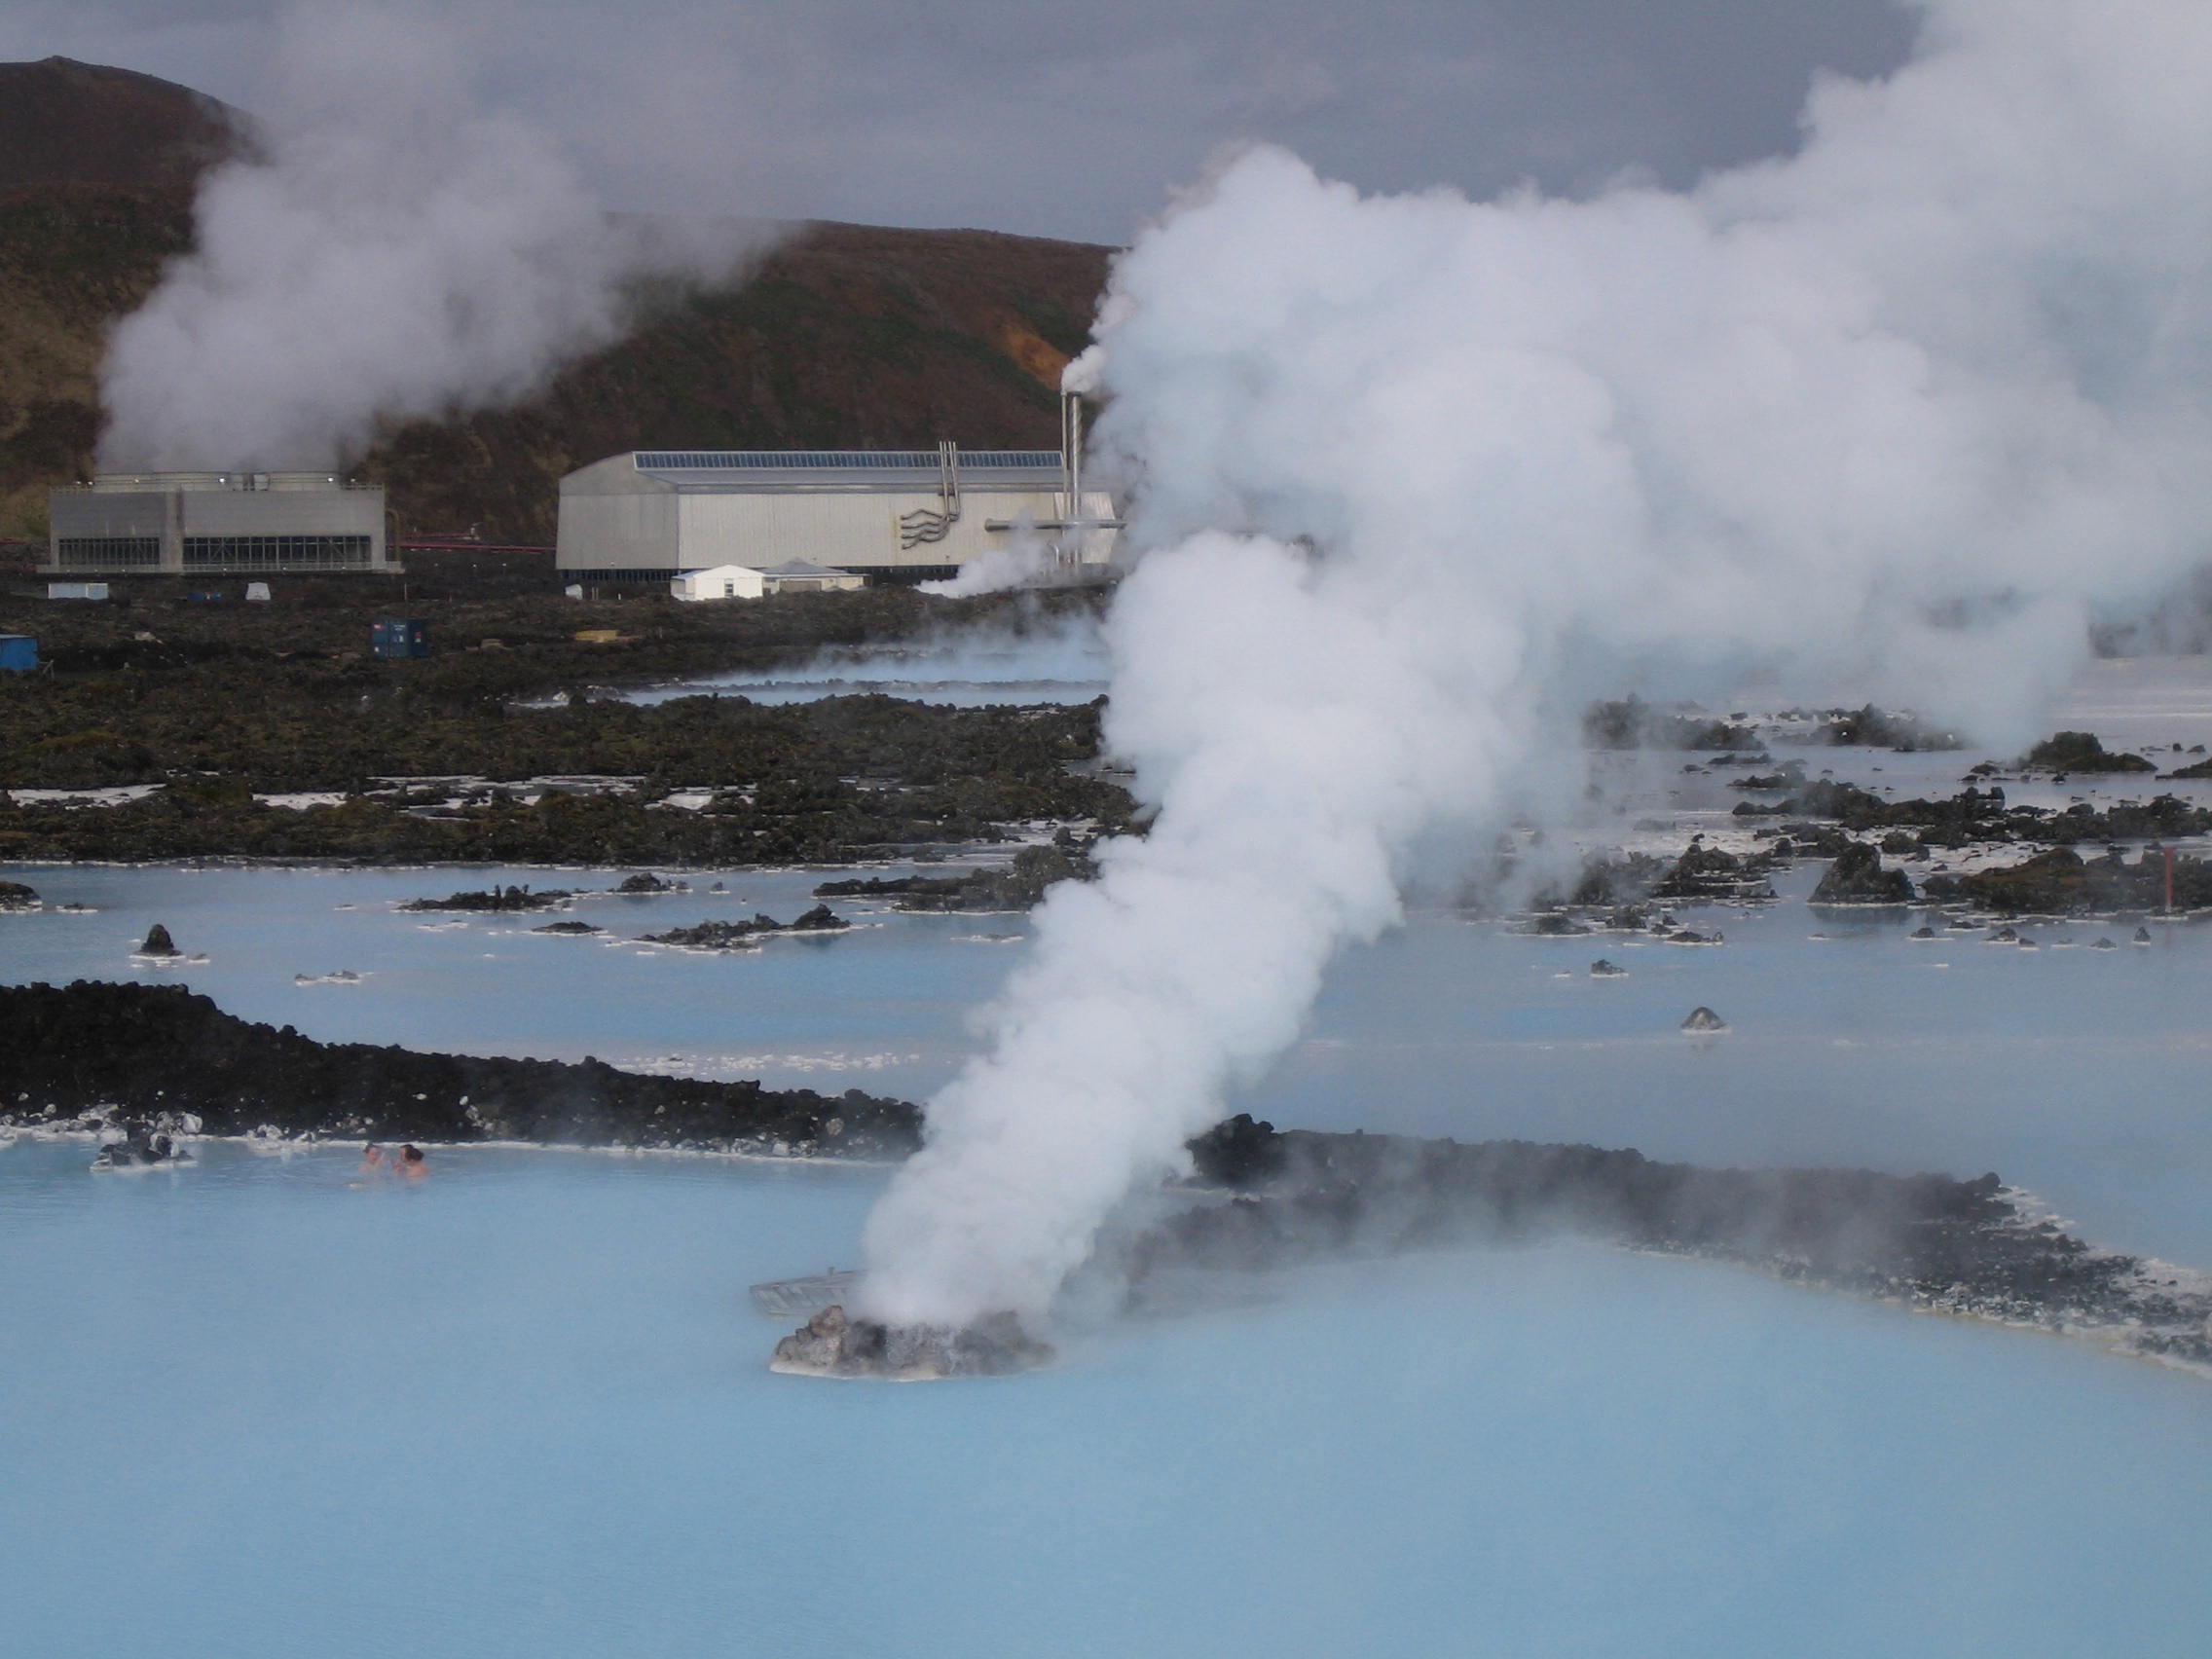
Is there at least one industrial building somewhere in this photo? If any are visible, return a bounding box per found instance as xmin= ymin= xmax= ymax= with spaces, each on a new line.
xmin=45 ymin=472 xmax=393 ymax=576
xmin=556 ymin=435 xmax=1117 ymax=588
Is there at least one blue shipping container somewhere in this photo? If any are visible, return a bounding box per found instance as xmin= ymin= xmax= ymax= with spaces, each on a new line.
xmin=371 ymin=618 xmax=430 ymax=658
xmin=0 ymin=634 xmax=38 ymax=673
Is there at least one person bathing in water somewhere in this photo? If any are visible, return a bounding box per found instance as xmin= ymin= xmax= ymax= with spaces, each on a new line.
xmin=397 ymin=1144 xmax=427 ymax=1178
xmin=360 ymin=1143 xmax=387 ymax=1172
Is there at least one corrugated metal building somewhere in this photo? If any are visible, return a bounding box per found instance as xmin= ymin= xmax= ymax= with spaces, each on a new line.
xmin=46 ymin=472 xmax=393 ymax=576
xmin=556 ymin=444 xmax=1118 ymax=587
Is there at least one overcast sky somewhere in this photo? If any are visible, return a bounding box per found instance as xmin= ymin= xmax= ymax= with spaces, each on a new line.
xmin=2 ymin=0 xmax=1920 ymax=243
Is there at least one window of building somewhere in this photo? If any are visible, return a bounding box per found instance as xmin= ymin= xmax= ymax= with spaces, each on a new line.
xmin=181 ymin=535 xmax=374 ymax=570
xmin=56 ymin=537 xmax=161 ymax=569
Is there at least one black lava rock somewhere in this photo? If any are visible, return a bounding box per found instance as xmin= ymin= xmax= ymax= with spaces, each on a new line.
xmin=1810 ymin=842 xmax=1914 ymax=905
xmin=0 ymin=980 xmax=921 ymax=1157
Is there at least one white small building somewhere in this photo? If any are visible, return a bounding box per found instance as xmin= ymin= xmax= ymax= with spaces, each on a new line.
xmin=558 ymin=435 xmax=1117 ymax=589
xmin=671 ymin=560 xmax=866 ymax=602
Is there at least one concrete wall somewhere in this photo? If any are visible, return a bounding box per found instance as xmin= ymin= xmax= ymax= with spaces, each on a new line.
xmin=48 ymin=479 xmax=389 ymax=573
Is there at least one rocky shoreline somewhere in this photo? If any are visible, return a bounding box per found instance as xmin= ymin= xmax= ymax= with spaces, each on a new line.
xmin=1159 ymin=1115 xmax=2212 ymax=1375
xmin=0 ymin=980 xmax=921 ymax=1158
xmin=8 ymin=980 xmax=2206 ymax=1379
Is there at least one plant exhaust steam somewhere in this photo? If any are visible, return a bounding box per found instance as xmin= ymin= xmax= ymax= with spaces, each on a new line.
xmin=98 ymin=0 xmax=762 ymax=471
xmin=857 ymin=0 xmax=2212 ymax=1329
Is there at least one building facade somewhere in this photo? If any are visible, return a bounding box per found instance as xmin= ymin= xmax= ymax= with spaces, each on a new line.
xmin=556 ymin=445 xmax=1118 ymax=587
xmin=46 ymin=472 xmax=393 ymax=576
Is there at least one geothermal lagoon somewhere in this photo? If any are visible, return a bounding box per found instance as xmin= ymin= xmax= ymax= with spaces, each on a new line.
xmin=9 ymin=660 xmax=2212 ymax=1654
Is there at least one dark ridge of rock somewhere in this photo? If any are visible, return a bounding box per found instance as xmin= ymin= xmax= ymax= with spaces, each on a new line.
xmin=1679 ymin=1006 xmax=1729 ymax=1032
xmin=1731 ymin=763 xmax=1808 ymax=791
xmin=1150 ymin=1121 xmax=2212 ymax=1372
xmin=1560 ymin=852 xmax=1670 ymax=908
xmin=1924 ymin=845 xmax=2212 ymax=916
xmin=770 ymin=1305 xmax=1052 ymax=1380
xmin=532 ymin=920 xmax=602 ymax=935
xmin=400 ymin=884 xmax=571 ymax=913
xmin=1589 ymin=959 xmax=1627 ymax=977
xmin=2089 ymin=937 xmax=2119 ymax=950
xmin=1520 ymin=912 xmax=1594 ymax=937
xmin=642 ymin=907 xmax=848 ymax=948
xmin=616 ymin=872 xmax=680 ymax=893
xmin=1909 ymin=925 xmax=1939 ymax=940
xmin=134 ymin=922 xmax=179 ymax=957
xmin=0 ymin=879 xmax=38 ymax=910
xmin=1582 ymin=697 xmax=1759 ymax=752
xmin=0 ymin=980 xmax=921 ymax=1157
xmin=1820 ymin=705 xmax=1964 ymax=751
xmin=2024 ymin=731 xmax=2157 ymax=774
xmin=1774 ymin=822 xmax=1853 ymax=856
xmin=2135 ymin=926 xmax=2155 ymax=943
xmin=815 ymin=842 xmax=1093 ymax=913
xmin=1809 ymin=842 xmax=1915 ymax=905
xmin=1649 ymin=842 xmax=1777 ymax=903
xmin=1775 ymin=779 xmax=1892 ymax=823
xmin=92 ymin=1121 xmax=194 ymax=1168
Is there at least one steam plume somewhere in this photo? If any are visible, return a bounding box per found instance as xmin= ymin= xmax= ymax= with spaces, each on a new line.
xmin=859 ymin=0 xmax=2212 ymax=1328
xmin=98 ymin=0 xmax=760 ymax=471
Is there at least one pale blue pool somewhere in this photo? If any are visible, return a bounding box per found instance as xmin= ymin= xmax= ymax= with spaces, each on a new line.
xmin=5 ymin=1138 xmax=2212 ymax=1659
xmin=9 ymin=786 xmax=2212 ymax=1653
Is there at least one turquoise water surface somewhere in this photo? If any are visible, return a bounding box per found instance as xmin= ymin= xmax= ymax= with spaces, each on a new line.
xmin=5 ymin=1138 xmax=2212 ymax=1659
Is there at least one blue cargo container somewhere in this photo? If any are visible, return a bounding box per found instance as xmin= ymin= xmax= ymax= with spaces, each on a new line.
xmin=371 ymin=618 xmax=429 ymax=658
xmin=0 ymin=634 xmax=37 ymax=673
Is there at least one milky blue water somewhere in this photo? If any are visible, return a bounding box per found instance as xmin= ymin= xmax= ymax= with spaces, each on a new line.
xmin=5 ymin=1135 xmax=2212 ymax=1659
xmin=9 ymin=857 xmax=2212 ymax=1262
xmin=11 ymin=657 xmax=2212 ymax=1655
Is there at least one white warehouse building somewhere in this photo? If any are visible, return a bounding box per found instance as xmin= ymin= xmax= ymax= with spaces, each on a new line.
xmin=46 ymin=471 xmax=393 ymax=576
xmin=555 ymin=441 xmax=1118 ymax=588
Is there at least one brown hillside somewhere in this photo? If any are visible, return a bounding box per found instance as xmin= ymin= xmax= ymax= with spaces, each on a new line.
xmin=366 ymin=221 xmax=1111 ymax=541
xmin=0 ymin=181 xmax=199 ymax=538
xmin=0 ymin=60 xmax=1112 ymax=547
xmin=0 ymin=57 xmax=247 ymax=188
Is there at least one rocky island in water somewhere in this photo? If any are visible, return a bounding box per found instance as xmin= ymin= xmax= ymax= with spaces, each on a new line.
xmin=7 ymin=978 xmax=2210 ymax=1382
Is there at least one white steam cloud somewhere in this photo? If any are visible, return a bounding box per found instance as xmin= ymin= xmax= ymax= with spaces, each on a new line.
xmin=859 ymin=0 xmax=2212 ymax=1328
xmin=98 ymin=0 xmax=762 ymax=471
xmin=919 ymin=520 xmax=1059 ymax=598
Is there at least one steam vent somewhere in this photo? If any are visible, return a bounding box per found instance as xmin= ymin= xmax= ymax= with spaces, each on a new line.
xmin=771 ymin=1305 xmax=1053 ymax=1380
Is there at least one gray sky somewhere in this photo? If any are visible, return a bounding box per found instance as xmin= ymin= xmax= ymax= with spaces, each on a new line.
xmin=1 ymin=0 xmax=1919 ymax=243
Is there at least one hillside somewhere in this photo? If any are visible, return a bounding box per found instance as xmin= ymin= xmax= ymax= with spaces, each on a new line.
xmin=0 ymin=58 xmax=1112 ymax=545
xmin=0 ymin=56 xmax=247 ymax=189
